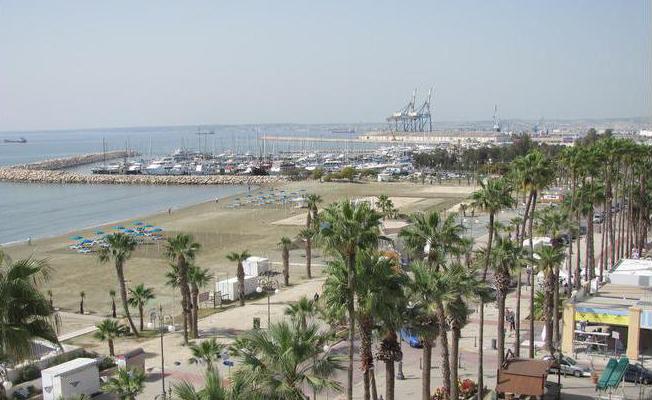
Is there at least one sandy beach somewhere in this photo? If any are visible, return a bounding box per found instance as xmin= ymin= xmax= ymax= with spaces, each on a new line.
xmin=2 ymin=180 xmax=472 ymax=326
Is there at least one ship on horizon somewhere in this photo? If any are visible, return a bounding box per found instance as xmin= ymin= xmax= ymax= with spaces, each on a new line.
xmin=3 ymin=137 xmax=27 ymax=143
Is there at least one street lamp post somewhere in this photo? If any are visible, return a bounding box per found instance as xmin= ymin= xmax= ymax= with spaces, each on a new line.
xmin=256 ymin=274 xmax=279 ymax=329
xmin=158 ymin=305 xmax=166 ymax=399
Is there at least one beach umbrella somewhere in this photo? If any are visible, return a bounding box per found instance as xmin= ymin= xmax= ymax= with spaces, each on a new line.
xmin=80 ymin=239 xmax=93 ymax=244
xmin=70 ymin=235 xmax=84 ymax=240
xmin=95 ymin=230 xmax=104 ymax=235
xmin=144 ymin=224 xmax=153 ymax=228
xmin=123 ymin=229 xmax=135 ymax=233
xmin=113 ymin=225 xmax=125 ymax=230
xmin=149 ymin=228 xmax=162 ymax=233
xmin=133 ymin=221 xmax=144 ymax=226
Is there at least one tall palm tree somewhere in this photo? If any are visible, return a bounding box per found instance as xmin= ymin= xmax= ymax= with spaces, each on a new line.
xmin=79 ymin=291 xmax=86 ymax=315
xmin=94 ymin=319 xmax=128 ymax=356
xmin=101 ymin=368 xmax=145 ymax=400
xmin=513 ymin=149 xmax=554 ymax=359
xmin=298 ymin=228 xmax=316 ymax=279
xmin=188 ymin=338 xmax=225 ymax=371
xmin=226 ymin=250 xmax=251 ymax=307
xmin=284 ymin=296 xmax=318 ymax=331
xmin=98 ymin=233 xmax=140 ymax=336
xmin=399 ymin=210 xmax=465 ymax=396
xmin=127 ymin=284 xmax=155 ymax=332
xmin=407 ymin=261 xmax=453 ymax=400
xmin=188 ymin=265 xmax=212 ymax=337
xmin=304 ymin=194 xmax=322 ymax=279
xmin=376 ymin=194 xmax=397 ymax=219
xmin=470 ymin=177 xmax=514 ymax=394
xmin=318 ymin=200 xmax=382 ymax=400
xmin=534 ymin=246 xmax=566 ymax=352
xmin=0 ymin=257 xmax=59 ymax=363
xmin=322 ymin=252 xmax=407 ymax=400
xmin=230 ymin=320 xmax=343 ymax=400
xmin=484 ymin=236 xmax=525 ymax=366
xmin=166 ymin=233 xmax=201 ymax=343
xmin=109 ymin=289 xmax=117 ymax=318
xmin=278 ymin=236 xmax=292 ymax=286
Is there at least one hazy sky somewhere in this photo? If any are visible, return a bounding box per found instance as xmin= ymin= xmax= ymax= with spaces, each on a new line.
xmin=0 ymin=0 xmax=650 ymax=131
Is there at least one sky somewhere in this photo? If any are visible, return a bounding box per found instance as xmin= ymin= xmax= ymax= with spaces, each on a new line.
xmin=0 ymin=0 xmax=650 ymax=131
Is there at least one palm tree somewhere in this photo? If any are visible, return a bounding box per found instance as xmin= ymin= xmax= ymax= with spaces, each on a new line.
xmin=226 ymin=250 xmax=251 ymax=307
xmin=399 ymin=210 xmax=465 ymax=395
xmin=318 ymin=200 xmax=382 ymax=400
xmin=298 ymin=228 xmax=316 ymax=279
xmin=376 ymin=194 xmax=397 ymax=219
xmin=399 ymin=211 xmax=465 ymax=269
xmin=173 ymin=370 xmax=232 ymax=400
xmin=98 ymin=233 xmax=140 ymax=336
xmin=485 ymin=236 xmax=525 ymax=366
xmin=101 ymin=368 xmax=145 ymax=400
xmin=188 ymin=265 xmax=212 ymax=337
xmin=278 ymin=236 xmax=292 ymax=286
xmin=127 ymin=284 xmax=155 ymax=332
xmin=109 ymin=289 xmax=117 ymax=318
xmin=230 ymin=320 xmax=343 ymax=400
xmin=534 ymin=246 xmax=566 ymax=352
xmin=407 ymin=261 xmax=452 ymax=400
xmin=188 ymin=338 xmax=225 ymax=371
xmin=304 ymin=193 xmax=322 ymax=279
xmin=79 ymin=291 xmax=86 ymax=315
xmin=470 ymin=177 xmax=513 ymax=395
xmin=284 ymin=296 xmax=318 ymax=331
xmin=0 ymin=257 xmax=59 ymax=363
xmin=446 ymin=263 xmax=489 ymax=400
xmin=322 ymin=252 xmax=407 ymax=400
xmin=94 ymin=319 xmax=128 ymax=356
xmin=166 ymin=233 xmax=201 ymax=343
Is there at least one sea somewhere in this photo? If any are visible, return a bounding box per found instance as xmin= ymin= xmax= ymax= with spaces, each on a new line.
xmin=0 ymin=124 xmax=382 ymax=245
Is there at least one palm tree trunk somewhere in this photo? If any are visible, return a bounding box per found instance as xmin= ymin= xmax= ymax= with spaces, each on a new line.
xmin=176 ymin=256 xmax=191 ymax=344
xmin=553 ymin=261 xmax=560 ymax=347
xmin=575 ymin=209 xmax=582 ymax=286
xmin=477 ymin=211 xmax=494 ymax=399
xmin=360 ymin=317 xmax=373 ymax=400
xmin=422 ymin=340 xmax=432 ymax=400
xmin=108 ymin=339 xmax=115 ymax=357
xmin=370 ymin=367 xmax=378 ymax=400
xmin=528 ymin=191 xmax=537 ymax=359
xmin=497 ymin=292 xmax=506 ymax=366
xmin=515 ymin=273 xmax=522 ymax=357
xmin=237 ymin=262 xmax=245 ymax=307
xmin=139 ymin=305 xmax=144 ymax=332
xmin=283 ymin=249 xmax=290 ymax=286
xmin=451 ymin=326 xmax=461 ymax=400
xmin=437 ymin=303 xmax=451 ymax=397
xmin=111 ymin=298 xmax=117 ymax=318
xmin=116 ymin=262 xmax=139 ymax=336
xmin=586 ymin=210 xmax=595 ymax=281
xmin=191 ymin=285 xmax=199 ymax=338
xmin=305 ymin=238 xmax=312 ymax=279
xmin=600 ymin=202 xmax=607 ymax=282
xmin=346 ymin=254 xmax=356 ymax=400
xmin=544 ymin=272 xmax=555 ymax=353
xmin=385 ymin=359 xmax=395 ymax=400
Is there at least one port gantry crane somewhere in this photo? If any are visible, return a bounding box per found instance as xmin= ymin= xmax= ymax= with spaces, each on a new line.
xmin=386 ymin=87 xmax=433 ymax=133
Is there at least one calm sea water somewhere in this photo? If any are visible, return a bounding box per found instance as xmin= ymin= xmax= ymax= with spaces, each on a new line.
xmin=0 ymin=124 xmax=381 ymax=244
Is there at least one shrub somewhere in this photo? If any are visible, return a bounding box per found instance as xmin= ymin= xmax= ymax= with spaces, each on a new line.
xmin=18 ymin=364 xmax=40 ymax=383
xmin=97 ymin=356 xmax=116 ymax=371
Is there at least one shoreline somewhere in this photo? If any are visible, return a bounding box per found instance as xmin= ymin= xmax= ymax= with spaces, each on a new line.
xmin=0 ymin=184 xmax=256 ymax=247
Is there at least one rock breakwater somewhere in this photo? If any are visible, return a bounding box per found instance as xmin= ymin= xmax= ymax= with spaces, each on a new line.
xmin=15 ymin=150 xmax=139 ymax=170
xmin=1 ymin=152 xmax=288 ymax=186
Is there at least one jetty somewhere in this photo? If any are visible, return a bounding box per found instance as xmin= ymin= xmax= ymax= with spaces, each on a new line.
xmin=0 ymin=151 xmax=287 ymax=186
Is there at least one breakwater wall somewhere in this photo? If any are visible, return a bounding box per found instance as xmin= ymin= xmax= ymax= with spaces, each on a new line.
xmin=14 ymin=150 xmax=139 ymax=170
xmin=0 ymin=168 xmax=287 ymax=185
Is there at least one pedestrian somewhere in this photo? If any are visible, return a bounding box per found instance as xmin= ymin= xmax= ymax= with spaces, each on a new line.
xmin=509 ymin=311 xmax=516 ymax=332
xmin=27 ymin=236 xmax=32 ymax=246
xmin=313 ymin=292 xmax=319 ymax=303
xmin=168 ymin=207 xmax=172 ymax=215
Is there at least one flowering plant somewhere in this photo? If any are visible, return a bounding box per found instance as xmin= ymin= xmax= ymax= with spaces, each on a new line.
xmin=430 ymin=379 xmax=477 ymax=400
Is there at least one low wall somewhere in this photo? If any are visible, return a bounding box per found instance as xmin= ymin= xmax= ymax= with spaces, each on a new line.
xmin=0 ymin=167 xmax=287 ymax=185
xmin=14 ymin=151 xmax=139 ymax=170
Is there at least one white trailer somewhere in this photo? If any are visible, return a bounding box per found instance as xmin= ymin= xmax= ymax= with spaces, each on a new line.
xmin=41 ymin=358 xmax=99 ymax=400
xmin=216 ymin=275 xmax=259 ymax=301
xmin=243 ymin=257 xmax=270 ymax=277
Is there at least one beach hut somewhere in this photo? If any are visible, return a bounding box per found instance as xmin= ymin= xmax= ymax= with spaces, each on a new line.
xmin=41 ymin=358 xmax=100 ymax=400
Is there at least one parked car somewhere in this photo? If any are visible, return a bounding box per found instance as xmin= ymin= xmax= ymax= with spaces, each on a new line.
xmin=624 ymin=363 xmax=652 ymax=385
xmin=543 ymin=355 xmax=591 ymax=377
xmin=400 ymin=328 xmax=422 ymax=348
